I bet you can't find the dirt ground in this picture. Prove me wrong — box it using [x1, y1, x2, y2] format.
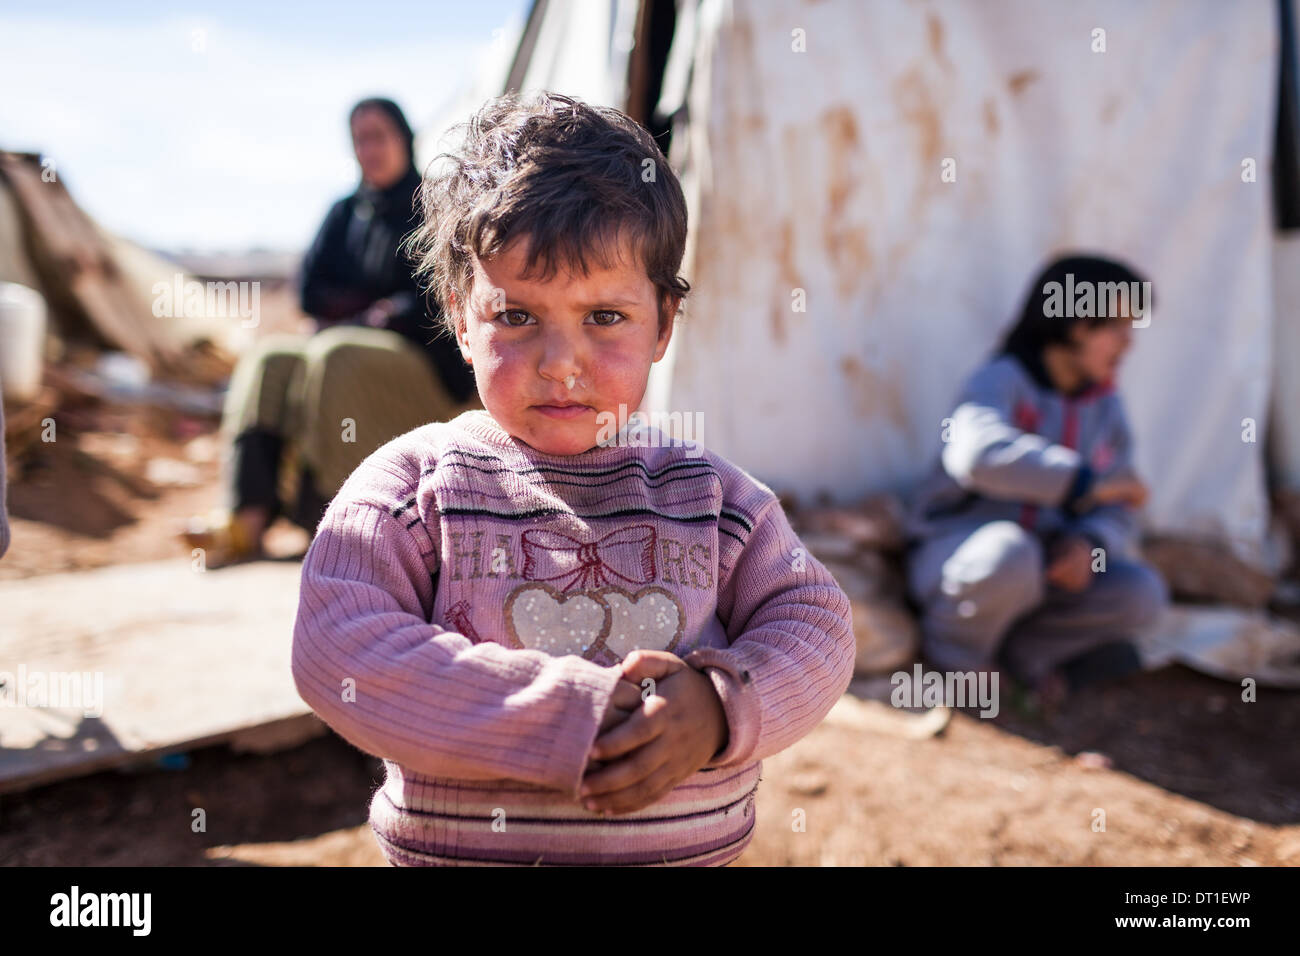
[1, 285, 310, 581]
[1, 387, 306, 581]
[3, 664, 1297, 866]
[2, 396, 1298, 865]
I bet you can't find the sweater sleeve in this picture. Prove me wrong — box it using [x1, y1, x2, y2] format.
[942, 362, 1085, 506]
[682, 494, 855, 769]
[291, 498, 624, 798]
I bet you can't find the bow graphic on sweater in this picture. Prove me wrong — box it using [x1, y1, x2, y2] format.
[520, 525, 657, 592]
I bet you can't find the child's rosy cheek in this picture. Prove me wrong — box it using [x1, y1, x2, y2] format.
[597, 348, 643, 376]
[483, 340, 526, 373]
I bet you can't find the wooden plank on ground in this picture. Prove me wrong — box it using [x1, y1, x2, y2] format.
[0, 558, 319, 794]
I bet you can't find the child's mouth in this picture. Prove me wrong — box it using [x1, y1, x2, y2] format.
[532, 403, 592, 420]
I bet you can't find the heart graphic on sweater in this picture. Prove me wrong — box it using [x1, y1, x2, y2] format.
[502, 582, 686, 662]
[504, 584, 610, 657]
[596, 586, 684, 660]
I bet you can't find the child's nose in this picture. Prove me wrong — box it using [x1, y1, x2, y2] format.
[536, 328, 584, 383]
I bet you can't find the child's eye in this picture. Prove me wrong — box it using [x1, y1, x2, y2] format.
[589, 310, 625, 326]
[495, 310, 534, 327]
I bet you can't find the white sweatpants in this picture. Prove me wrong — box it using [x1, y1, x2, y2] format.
[906, 520, 1168, 686]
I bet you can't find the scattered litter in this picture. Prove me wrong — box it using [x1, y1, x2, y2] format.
[1143, 536, 1275, 608]
[821, 556, 920, 675]
[1271, 578, 1300, 607]
[783, 493, 920, 676]
[56, 362, 225, 415]
[77, 431, 141, 465]
[788, 772, 829, 796]
[794, 495, 907, 553]
[154, 753, 191, 771]
[145, 457, 203, 488]
[1137, 605, 1300, 688]
[825, 693, 952, 739]
[799, 531, 859, 563]
[96, 352, 150, 390]
[1074, 751, 1114, 771]
[179, 427, 217, 456]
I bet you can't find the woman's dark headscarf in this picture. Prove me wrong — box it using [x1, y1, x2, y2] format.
[1001, 254, 1150, 364]
[349, 96, 416, 170]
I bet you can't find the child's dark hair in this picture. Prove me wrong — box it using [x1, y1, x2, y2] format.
[406, 91, 690, 335]
[1001, 253, 1151, 357]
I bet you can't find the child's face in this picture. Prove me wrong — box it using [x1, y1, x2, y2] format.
[454, 236, 675, 456]
[1070, 320, 1133, 384]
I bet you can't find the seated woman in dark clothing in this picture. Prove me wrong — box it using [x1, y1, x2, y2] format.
[299, 99, 476, 397]
[182, 97, 476, 566]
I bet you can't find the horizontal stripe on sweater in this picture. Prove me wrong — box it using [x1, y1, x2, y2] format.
[370, 763, 760, 867]
[372, 822, 755, 867]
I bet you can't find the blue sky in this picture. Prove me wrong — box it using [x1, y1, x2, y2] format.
[0, 0, 529, 253]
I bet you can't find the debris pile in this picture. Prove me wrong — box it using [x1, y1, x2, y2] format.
[785, 494, 921, 676]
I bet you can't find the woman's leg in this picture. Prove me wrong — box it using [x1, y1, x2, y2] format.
[215, 334, 310, 548]
[287, 326, 464, 531]
[906, 520, 1047, 675]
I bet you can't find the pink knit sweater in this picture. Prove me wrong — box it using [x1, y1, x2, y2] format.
[291, 409, 854, 866]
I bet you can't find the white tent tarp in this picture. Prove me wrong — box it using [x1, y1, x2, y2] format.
[650, 0, 1280, 566]
[433, 0, 1286, 568]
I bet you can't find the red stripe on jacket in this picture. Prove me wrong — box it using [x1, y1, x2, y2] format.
[1014, 400, 1040, 530]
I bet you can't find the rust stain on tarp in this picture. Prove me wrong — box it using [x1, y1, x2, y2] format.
[1007, 70, 1038, 95]
[1101, 94, 1121, 125]
[840, 354, 908, 428]
[893, 69, 941, 167]
[880, 66, 943, 275]
[820, 107, 872, 298]
[704, 5, 768, 346]
[772, 220, 797, 343]
[983, 98, 999, 136]
[927, 14, 953, 72]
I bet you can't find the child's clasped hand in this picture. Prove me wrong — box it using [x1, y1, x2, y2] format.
[580, 650, 728, 815]
[1089, 472, 1149, 509]
[1045, 535, 1094, 592]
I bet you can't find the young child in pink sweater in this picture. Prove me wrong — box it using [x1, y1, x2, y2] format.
[291, 91, 855, 866]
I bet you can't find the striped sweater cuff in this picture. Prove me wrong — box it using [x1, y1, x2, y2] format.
[684, 646, 761, 768]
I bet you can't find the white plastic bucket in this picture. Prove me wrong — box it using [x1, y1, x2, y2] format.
[0, 281, 47, 401]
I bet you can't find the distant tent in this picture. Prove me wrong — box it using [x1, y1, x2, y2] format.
[416, 0, 646, 166]
[0, 151, 236, 379]
[421, 0, 1300, 574]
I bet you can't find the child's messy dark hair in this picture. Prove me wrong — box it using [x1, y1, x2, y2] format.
[405, 91, 690, 335]
[1001, 253, 1152, 359]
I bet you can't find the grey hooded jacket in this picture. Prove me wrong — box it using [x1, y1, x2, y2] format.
[905, 352, 1140, 560]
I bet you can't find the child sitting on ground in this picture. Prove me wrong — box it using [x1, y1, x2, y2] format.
[906, 254, 1169, 710]
[291, 91, 855, 866]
